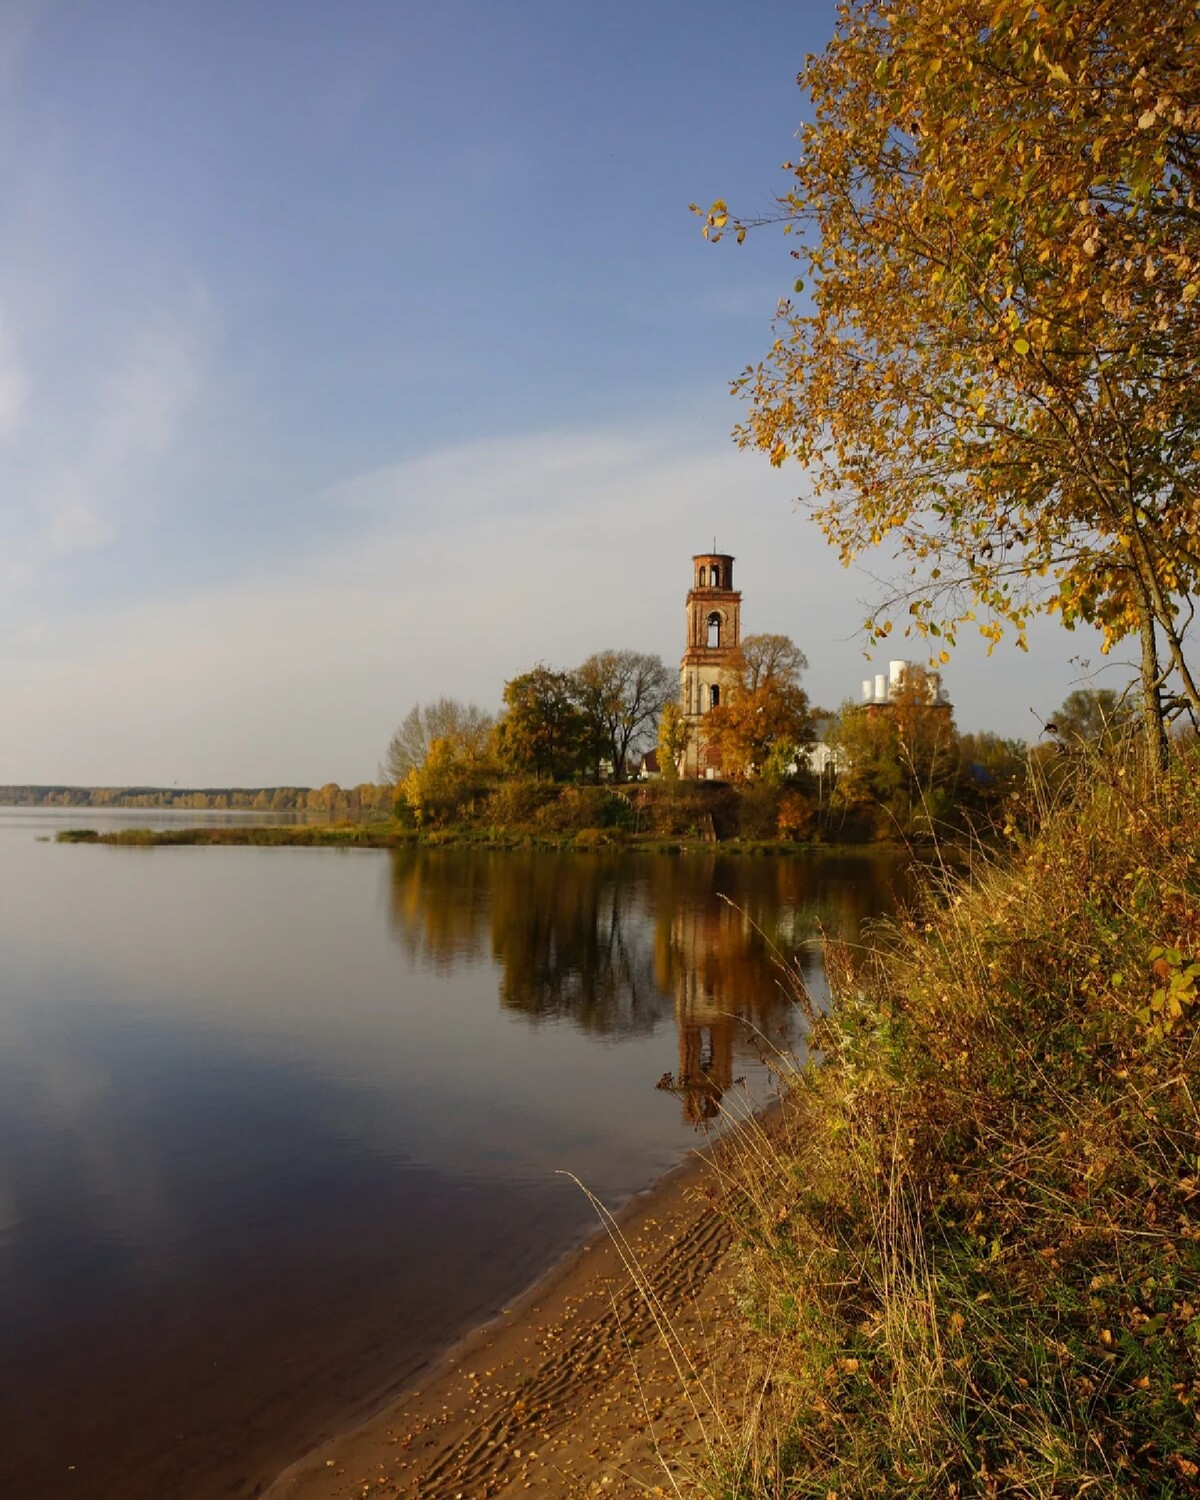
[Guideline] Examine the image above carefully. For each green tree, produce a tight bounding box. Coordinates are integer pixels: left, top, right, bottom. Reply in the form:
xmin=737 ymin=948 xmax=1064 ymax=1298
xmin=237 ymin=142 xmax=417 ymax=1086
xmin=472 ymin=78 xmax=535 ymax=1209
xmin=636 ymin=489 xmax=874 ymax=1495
xmin=957 ymin=731 xmax=1027 ymax=800
xmin=381 ymin=699 xmax=494 ymax=784
xmin=830 ymin=668 xmax=959 ymax=836
xmin=699 ymin=0 xmax=1200 ymax=760
xmin=829 ymin=701 xmax=905 ymax=830
xmin=494 ymin=666 xmax=596 ymax=781
xmin=572 ymin=649 xmax=674 ymax=781
xmin=1046 ymin=688 xmax=1135 ymax=748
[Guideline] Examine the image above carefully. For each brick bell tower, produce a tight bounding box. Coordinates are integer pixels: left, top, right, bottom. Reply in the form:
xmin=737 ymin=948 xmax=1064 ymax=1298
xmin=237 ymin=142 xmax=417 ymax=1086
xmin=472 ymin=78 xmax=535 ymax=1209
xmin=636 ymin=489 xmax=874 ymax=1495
xmin=680 ymin=551 xmax=740 ymax=777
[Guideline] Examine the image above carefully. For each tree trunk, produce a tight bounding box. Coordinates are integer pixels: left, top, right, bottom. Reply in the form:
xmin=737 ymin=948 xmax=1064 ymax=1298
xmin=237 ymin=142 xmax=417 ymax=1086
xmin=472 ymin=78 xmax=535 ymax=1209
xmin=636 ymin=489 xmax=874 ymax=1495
xmin=1136 ymin=592 xmax=1169 ymax=773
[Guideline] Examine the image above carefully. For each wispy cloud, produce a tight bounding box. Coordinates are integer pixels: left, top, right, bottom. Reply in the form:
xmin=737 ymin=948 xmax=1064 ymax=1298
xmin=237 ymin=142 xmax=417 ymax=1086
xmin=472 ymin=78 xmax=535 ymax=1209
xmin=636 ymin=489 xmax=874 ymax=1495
xmin=40 ymin=303 xmax=207 ymax=557
xmin=0 ymin=414 xmax=1103 ymax=786
xmin=0 ymin=419 xmax=803 ymax=782
xmin=0 ymin=293 xmax=208 ymax=595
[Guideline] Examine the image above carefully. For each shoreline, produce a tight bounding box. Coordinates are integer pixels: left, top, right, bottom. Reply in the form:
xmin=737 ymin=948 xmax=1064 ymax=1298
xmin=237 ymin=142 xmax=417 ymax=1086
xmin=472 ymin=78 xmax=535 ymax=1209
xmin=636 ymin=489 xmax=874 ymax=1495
xmin=263 ymin=1125 xmax=749 ymax=1499
xmin=53 ymin=822 xmax=911 ymax=857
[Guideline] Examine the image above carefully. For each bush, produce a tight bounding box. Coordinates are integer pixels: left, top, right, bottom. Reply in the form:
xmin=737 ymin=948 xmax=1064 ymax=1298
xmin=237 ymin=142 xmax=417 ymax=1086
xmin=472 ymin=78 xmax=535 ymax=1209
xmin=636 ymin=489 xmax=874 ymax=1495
xmin=776 ymin=788 xmax=815 ymax=841
xmin=533 ymin=785 xmax=632 ymax=834
xmin=736 ymin=782 xmax=781 ymax=839
xmin=573 ymin=827 xmax=614 ymax=849
xmin=714 ymin=744 xmax=1200 ymax=1494
xmin=484 ymin=777 xmax=559 ymax=827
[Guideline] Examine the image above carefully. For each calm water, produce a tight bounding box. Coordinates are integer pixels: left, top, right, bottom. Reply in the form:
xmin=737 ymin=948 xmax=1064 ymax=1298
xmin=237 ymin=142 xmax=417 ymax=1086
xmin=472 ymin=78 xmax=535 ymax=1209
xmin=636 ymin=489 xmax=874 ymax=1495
xmin=0 ymin=809 xmax=909 ymax=1499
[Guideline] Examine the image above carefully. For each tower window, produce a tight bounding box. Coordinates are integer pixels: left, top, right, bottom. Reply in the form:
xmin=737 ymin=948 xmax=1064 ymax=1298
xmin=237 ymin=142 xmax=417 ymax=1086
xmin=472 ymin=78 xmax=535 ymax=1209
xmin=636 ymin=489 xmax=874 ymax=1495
xmin=710 ymin=684 xmax=720 ymax=709
xmin=706 ymin=612 xmax=721 ymax=648
xmin=710 ymin=565 xmax=721 ymax=588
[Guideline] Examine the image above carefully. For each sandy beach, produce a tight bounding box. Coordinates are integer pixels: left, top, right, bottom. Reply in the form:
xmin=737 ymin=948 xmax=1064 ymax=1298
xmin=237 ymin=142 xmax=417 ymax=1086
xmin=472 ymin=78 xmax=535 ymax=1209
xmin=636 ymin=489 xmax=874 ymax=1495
xmin=265 ymin=1140 xmax=745 ymax=1500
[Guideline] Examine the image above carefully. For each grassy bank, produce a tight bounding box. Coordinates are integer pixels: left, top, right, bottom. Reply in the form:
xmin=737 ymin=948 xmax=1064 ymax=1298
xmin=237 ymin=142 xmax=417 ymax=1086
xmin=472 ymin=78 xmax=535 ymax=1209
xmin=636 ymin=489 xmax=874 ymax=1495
xmin=55 ymin=824 xmax=420 ymax=848
xmin=52 ymin=821 xmax=872 ymax=855
xmin=52 ymin=780 xmax=923 ymax=854
xmin=709 ymin=748 xmax=1200 ymax=1495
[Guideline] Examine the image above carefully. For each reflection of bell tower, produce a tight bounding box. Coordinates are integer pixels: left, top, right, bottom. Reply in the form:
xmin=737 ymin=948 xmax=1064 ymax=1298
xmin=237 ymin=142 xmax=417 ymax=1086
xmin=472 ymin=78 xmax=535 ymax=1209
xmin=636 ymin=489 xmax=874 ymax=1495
xmin=663 ymin=900 xmax=737 ymax=1126
xmin=680 ymin=551 xmax=741 ymax=778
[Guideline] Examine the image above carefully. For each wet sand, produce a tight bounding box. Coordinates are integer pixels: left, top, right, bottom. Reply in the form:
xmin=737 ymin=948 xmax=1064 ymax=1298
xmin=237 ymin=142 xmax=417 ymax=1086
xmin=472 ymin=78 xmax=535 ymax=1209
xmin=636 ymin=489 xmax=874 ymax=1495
xmin=265 ymin=1141 xmax=746 ymax=1499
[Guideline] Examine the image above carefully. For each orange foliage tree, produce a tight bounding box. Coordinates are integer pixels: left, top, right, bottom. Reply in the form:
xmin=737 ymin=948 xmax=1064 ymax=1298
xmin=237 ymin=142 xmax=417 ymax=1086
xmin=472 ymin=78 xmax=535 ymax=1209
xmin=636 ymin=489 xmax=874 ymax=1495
xmin=698 ymin=0 xmax=1200 ymax=760
xmin=704 ymin=633 xmax=812 ymax=780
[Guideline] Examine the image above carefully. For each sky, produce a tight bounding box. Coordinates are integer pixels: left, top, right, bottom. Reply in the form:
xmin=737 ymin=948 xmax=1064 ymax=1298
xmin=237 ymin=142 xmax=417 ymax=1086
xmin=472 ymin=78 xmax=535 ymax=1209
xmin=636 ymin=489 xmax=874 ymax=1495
xmin=0 ymin=0 xmax=1127 ymax=787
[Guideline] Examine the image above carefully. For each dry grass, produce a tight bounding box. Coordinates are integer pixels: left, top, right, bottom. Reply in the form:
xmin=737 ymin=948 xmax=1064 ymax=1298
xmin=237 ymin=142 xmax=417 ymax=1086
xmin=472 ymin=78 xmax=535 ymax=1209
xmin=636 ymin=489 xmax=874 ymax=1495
xmin=702 ymin=743 xmax=1200 ymax=1496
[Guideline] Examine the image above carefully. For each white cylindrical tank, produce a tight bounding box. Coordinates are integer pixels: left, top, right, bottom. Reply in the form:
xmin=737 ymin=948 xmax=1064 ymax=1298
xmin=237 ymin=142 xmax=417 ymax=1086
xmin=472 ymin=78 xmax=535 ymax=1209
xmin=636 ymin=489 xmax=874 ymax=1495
xmin=875 ymin=672 xmax=887 ymax=701
xmin=862 ymin=679 xmax=874 ymax=702
xmin=889 ymin=659 xmax=908 ymax=691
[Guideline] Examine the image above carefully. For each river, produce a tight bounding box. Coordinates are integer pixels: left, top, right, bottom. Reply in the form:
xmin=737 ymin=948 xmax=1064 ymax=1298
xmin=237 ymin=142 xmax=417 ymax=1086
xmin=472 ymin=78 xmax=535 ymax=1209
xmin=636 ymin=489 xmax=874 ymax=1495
xmin=0 ymin=807 xmax=909 ymax=1498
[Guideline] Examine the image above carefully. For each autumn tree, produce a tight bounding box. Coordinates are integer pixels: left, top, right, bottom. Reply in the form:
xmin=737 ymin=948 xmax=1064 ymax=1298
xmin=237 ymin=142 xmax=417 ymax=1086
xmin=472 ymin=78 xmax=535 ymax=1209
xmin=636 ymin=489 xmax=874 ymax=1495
xmin=736 ymin=632 xmax=809 ymax=693
xmin=888 ymin=665 xmax=960 ymax=799
xmin=494 ymin=666 xmax=598 ymax=782
xmin=829 ymin=703 xmax=906 ymax=829
xmin=699 ymin=0 xmax=1200 ymax=762
xmin=704 ymin=632 xmax=812 ymax=780
xmin=573 ymin=650 xmax=674 ymax=781
xmin=382 ymin=698 xmax=494 ymax=784
xmin=400 ymin=735 xmax=497 ymax=827
xmin=830 ymin=666 xmax=959 ymax=835
xmin=656 ymin=700 xmax=690 ymax=781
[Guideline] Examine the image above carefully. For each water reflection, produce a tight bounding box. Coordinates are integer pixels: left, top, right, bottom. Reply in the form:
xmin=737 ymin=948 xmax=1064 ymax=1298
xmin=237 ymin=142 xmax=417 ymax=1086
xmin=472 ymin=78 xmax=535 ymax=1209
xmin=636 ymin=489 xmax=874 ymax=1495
xmin=0 ymin=813 xmax=911 ymax=1500
xmin=388 ymin=848 xmax=910 ymax=1124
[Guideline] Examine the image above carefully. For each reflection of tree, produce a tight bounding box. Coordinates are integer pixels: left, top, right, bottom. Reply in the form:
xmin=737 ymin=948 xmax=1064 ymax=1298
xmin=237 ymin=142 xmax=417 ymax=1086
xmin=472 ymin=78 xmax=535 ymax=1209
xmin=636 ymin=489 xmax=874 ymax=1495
xmin=387 ymin=849 xmax=668 ymax=1034
xmin=387 ymin=849 xmax=494 ymax=969
xmin=488 ymin=855 xmax=665 ymax=1034
xmin=385 ymin=848 xmax=911 ymax=1100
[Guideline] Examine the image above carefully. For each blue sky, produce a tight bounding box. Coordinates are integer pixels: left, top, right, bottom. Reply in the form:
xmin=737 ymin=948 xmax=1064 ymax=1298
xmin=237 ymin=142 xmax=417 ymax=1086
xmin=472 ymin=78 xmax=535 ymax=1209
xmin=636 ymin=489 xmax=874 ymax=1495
xmin=0 ymin=0 xmax=1117 ymax=785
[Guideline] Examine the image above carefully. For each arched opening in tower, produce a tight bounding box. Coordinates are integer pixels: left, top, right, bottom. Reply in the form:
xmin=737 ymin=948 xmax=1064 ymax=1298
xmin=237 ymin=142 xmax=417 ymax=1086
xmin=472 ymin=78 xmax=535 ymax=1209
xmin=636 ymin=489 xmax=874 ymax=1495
xmin=706 ymin=612 xmax=721 ymax=648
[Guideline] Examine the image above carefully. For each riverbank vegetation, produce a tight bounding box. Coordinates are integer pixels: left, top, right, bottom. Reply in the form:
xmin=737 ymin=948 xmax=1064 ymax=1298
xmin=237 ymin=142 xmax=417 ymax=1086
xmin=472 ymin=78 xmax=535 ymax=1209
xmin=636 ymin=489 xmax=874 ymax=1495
xmin=45 ymin=685 xmax=1135 ymax=853
xmin=672 ymin=1 xmax=1200 ymax=1483
xmin=706 ymin=741 xmax=1200 ymax=1495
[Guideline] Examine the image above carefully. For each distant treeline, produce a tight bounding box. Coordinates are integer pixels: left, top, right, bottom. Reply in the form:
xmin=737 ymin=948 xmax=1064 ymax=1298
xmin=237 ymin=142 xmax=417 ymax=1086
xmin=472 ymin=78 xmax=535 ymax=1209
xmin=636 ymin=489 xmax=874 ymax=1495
xmin=1 ymin=784 xmax=394 ymax=816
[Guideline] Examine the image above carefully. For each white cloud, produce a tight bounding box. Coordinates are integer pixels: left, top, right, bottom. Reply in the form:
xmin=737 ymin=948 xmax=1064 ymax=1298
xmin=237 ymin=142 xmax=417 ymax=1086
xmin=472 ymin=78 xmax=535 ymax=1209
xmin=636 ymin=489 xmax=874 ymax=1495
xmin=0 ymin=291 xmax=209 ymax=610
xmin=40 ymin=304 xmax=206 ymax=557
xmin=0 ymin=416 xmax=1112 ymax=786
